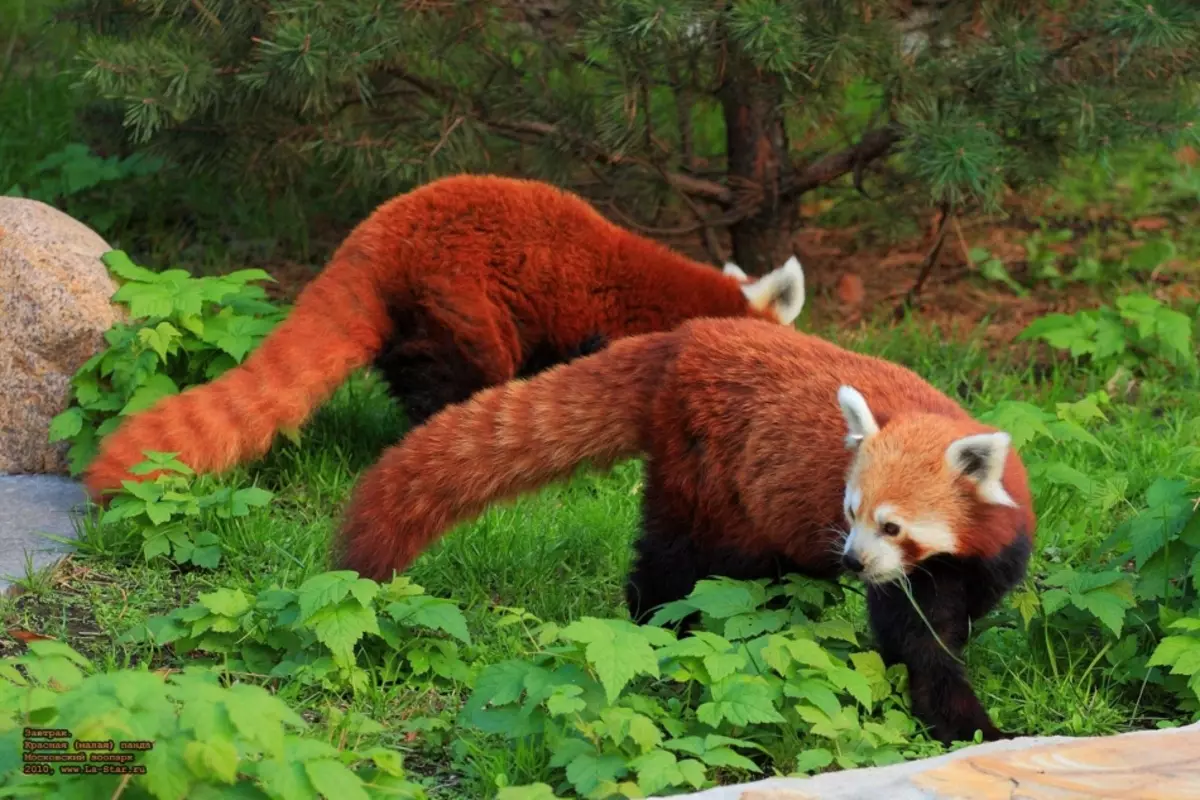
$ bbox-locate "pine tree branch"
[384,65,738,204]
[782,123,905,199]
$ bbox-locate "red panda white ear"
[837,385,879,450]
[723,262,749,282]
[740,255,805,325]
[946,432,1019,508]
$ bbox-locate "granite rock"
[0,198,122,474]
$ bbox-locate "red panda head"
[834,385,1026,585]
[724,256,806,325]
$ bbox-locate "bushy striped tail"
[334,331,674,581]
[83,253,394,501]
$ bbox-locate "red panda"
[82,175,805,501]
[335,317,1036,745]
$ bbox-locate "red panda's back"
[642,318,979,567]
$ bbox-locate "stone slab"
[0,475,85,590]
[657,721,1200,800]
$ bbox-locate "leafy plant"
[48,250,286,475]
[466,577,945,799]
[1148,616,1200,713]
[96,451,273,568]
[125,572,474,695]
[1017,294,1196,374]
[970,246,1027,296]
[0,640,427,799]
[4,142,165,233]
[1021,228,1075,287]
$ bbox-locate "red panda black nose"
[842,553,864,573]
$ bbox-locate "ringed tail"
[335,333,673,581]
[83,250,394,501]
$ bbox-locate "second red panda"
[335,317,1036,745]
[82,175,804,500]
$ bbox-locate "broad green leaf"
[183,736,239,784]
[697,675,784,727]
[387,596,471,644]
[48,408,84,442]
[297,572,377,622]
[497,785,560,800]
[628,749,683,795]
[306,600,380,666]
[565,751,627,796]
[682,578,765,619]
[561,617,660,703]
[785,678,842,718]
[792,747,834,774]
[119,373,180,416]
[305,758,370,800]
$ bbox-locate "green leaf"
[828,666,874,709]
[103,249,160,283]
[1148,634,1200,676]
[724,609,789,639]
[785,678,842,718]
[683,579,765,619]
[565,751,627,796]
[701,746,760,772]
[307,600,380,666]
[1010,590,1041,628]
[791,748,834,774]
[183,736,239,784]
[497,785,560,800]
[120,373,180,415]
[1073,583,1135,636]
[546,685,587,717]
[785,638,836,670]
[199,588,252,618]
[703,651,747,682]
[305,758,370,800]
[48,408,84,442]
[137,321,182,362]
[977,401,1053,448]
[297,571,377,622]
[1126,238,1176,272]
[561,617,660,703]
[697,675,784,727]
[387,596,471,644]
[628,749,684,795]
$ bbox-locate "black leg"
[373,309,494,427]
[867,560,1012,745]
[626,526,707,628]
[627,477,804,631]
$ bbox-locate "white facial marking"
[739,255,806,324]
[843,485,863,520]
[842,522,904,584]
[905,517,959,556]
[875,504,959,556]
[946,431,1019,508]
[722,262,749,282]
[837,386,880,449]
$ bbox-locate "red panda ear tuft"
[946,432,1019,508]
[837,385,880,450]
[739,255,805,324]
[722,262,749,283]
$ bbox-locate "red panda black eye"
[846,507,855,520]
[881,522,901,537]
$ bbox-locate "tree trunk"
[718,60,794,276]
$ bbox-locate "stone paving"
[0,475,85,592]
[658,720,1200,800]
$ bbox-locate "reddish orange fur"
[83,175,779,501]
[336,317,1035,581]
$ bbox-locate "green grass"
[4,314,1198,796]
